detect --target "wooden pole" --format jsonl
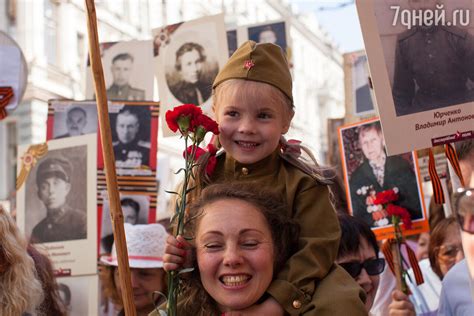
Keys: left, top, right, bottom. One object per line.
{"left": 84, "top": 1, "right": 136, "bottom": 315}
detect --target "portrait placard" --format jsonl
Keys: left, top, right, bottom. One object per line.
{"left": 51, "top": 101, "right": 98, "bottom": 139}
{"left": 350, "top": 51, "right": 376, "bottom": 116}
{"left": 99, "top": 192, "right": 151, "bottom": 254}
{"left": 16, "top": 134, "right": 97, "bottom": 276}
{"left": 85, "top": 40, "right": 154, "bottom": 101}
{"left": 246, "top": 20, "right": 289, "bottom": 52}
{"left": 56, "top": 275, "right": 99, "bottom": 316}
{"left": 356, "top": 0, "right": 474, "bottom": 155}
{"left": 338, "top": 118, "right": 429, "bottom": 240}
{"left": 152, "top": 14, "right": 228, "bottom": 136}
{"left": 47, "top": 100, "right": 160, "bottom": 176}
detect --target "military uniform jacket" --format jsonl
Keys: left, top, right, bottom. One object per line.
{"left": 106, "top": 84, "right": 145, "bottom": 101}
{"left": 349, "top": 156, "right": 423, "bottom": 228}
{"left": 208, "top": 150, "right": 345, "bottom": 315}
{"left": 31, "top": 205, "right": 87, "bottom": 243}
{"left": 393, "top": 26, "right": 474, "bottom": 115}
{"left": 113, "top": 140, "right": 150, "bottom": 167}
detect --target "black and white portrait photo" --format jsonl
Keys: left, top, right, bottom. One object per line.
{"left": 339, "top": 119, "right": 426, "bottom": 236}
{"left": 16, "top": 134, "right": 98, "bottom": 276}
{"left": 352, "top": 53, "right": 375, "bottom": 115}
{"left": 52, "top": 102, "right": 98, "bottom": 139}
{"left": 56, "top": 275, "right": 99, "bottom": 316}
{"left": 25, "top": 147, "right": 88, "bottom": 244}
{"left": 100, "top": 193, "right": 150, "bottom": 254}
{"left": 110, "top": 105, "right": 151, "bottom": 169}
{"left": 247, "top": 20, "right": 288, "bottom": 50}
{"left": 165, "top": 41, "right": 218, "bottom": 105}
{"left": 153, "top": 14, "right": 227, "bottom": 136}
{"left": 357, "top": 0, "right": 474, "bottom": 155}
{"left": 86, "top": 40, "right": 153, "bottom": 101}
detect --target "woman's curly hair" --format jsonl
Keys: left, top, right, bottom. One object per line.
{"left": 0, "top": 206, "right": 44, "bottom": 316}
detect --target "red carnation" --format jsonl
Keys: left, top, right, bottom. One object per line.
{"left": 165, "top": 104, "right": 202, "bottom": 133}
{"left": 374, "top": 189, "right": 399, "bottom": 205}
{"left": 183, "top": 144, "right": 217, "bottom": 176}
{"left": 387, "top": 204, "right": 412, "bottom": 230}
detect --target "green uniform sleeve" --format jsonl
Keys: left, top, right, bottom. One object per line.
{"left": 267, "top": 183, "right": 341, "bottom": 314}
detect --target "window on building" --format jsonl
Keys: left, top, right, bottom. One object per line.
{"left": 44, "top": 0, "right": 59, "bottom": 66}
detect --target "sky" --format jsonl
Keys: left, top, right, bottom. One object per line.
{"left": 291, "top": 0, "right": 365, "bottom": 53}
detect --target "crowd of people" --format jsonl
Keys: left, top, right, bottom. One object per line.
{"left": 1, "top": 40, "right": 473, "bottom": 316}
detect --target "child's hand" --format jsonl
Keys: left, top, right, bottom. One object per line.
{"left": 388, "top": 290, "right": 415, "bottom": 316}
{"left": 223, "top": 297, "right": 284, "bottom": 316}
{"left": 163, "top": 235, "right": 192, "bottom": 272}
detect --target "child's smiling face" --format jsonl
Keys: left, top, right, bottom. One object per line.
{"left": 214, "top": 80, "right": 293, "bottom": 164}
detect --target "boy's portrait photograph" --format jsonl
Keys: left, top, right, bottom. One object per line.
{"left": 85, "top": 40, "right": 153, "bottom": 101}
{"left": 16, "top": 134, "right": 98, "bottom": 276}
{"left": 52, "top": 102, "right": 98, "bottom": 139}
{"left": 152, "top": 14, "right": 228, "bottom": 136}
{"left": 356, "top": 0, "right": 474, "bottom": 155}
{"left": 339, "top": 119, "right": 428, "bottom": 238}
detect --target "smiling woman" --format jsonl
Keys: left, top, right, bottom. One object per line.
{"left": 174, "top": 182, "right": 300, "bottom": 315}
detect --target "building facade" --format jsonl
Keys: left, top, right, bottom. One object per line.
{"left": 0, "top": 0, "right": 344, "bottom": 218}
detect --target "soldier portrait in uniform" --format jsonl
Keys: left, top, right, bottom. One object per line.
{"left": 53, "top": 103, "right": 98, "bottom": 139}
{"left": 25, "top": 150, "right": 88, "bottom": 244}
{"left": 111, "top": 106, "right": 151, "bottom": 169}
{"left": 339, "top": 120, "right": 424, "bottom": 230}
{"left": 100, "top": 194, "right": 150, "bottom": 254}
{"left": 356, "top": 0, "right": 474, "bottom": 155}
{"left": 248, "top": 21, "right": 288, "bottom": 51}
{"left": 166, "top": 42, "right": 218, "bottom": 105}
{"left": 392, "top": 0, "right": 474, "bottom": 116}
{"left": 85, "top": 40, "right": 153, "bottom": 101}
{"left": 106, "top": 53, "right": 145, "bottom": 101}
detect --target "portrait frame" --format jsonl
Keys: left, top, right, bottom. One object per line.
{"left": 16, "top": 134, "right": 97, "bottom": 276}
{"left": 338, "top": 118, "right": 429, "bottom": 240}
{"left": 152, "top": 13, "right": 228, "bottom": 136}
{"left": 85, "top": 40, "right": 154, "bottom": 101}
{"left": 356, "top": 0, "right": 474, "bottom": 155}
{"left": 47, "top": 100, "right": 160, "bottom": 176}
{"left": 246, "top": 20, "right": 289, "bottom": 51}
{"left": 99, "top": 192, "right": 151, "bottom": 254}
{"left": 56, "top": 275, "right": 99, "bottom": 316}
{"left": 51, "top": 101, "right": 98, "bottom": 139}
{"left": 348, "top": 51, "right": 376, "bottom": 116}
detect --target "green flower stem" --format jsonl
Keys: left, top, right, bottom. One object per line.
{"left": 167, "top": 135, "right": 200, "bottom": 316}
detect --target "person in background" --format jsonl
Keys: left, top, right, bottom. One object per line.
{"left": 100, "top": 223, "right": 168, "bottom": 316}
{"left": 416, "top": 232, "right": 430, "bottom": 261}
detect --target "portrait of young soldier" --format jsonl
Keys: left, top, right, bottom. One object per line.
{"left": 112, "top": 107, "right": 150, "bottom": 168}
{"left": 56, "top": 107, "right": 88, "bottom": 139}
{"left": 392, "top": 0, "right": 474, "bottom": 115}
{"left": 167, "top": 42, "right": 216, "bottom": 105}
{"left": 31, "top": 158, "right": 87, "bottom": 243}
{"left": 106, "top": 53, "right": 145, "bottom": 101}
{"left": 348, "top": 122, "right": 423, "bottom": 227}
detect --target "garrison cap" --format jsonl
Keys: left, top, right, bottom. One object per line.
{"left": 36, "top": 158, "right": 72, "bottom": 185}
{"left": 212, "top": 40, "right": 293, "bottom": 103}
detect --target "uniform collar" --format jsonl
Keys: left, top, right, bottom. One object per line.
{"left": 222, "top": 148, "right": 281, "bottom": 179}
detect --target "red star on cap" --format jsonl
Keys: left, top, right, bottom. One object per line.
{"left": 244, "top": 59, "right": 255, "bottom": 70}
